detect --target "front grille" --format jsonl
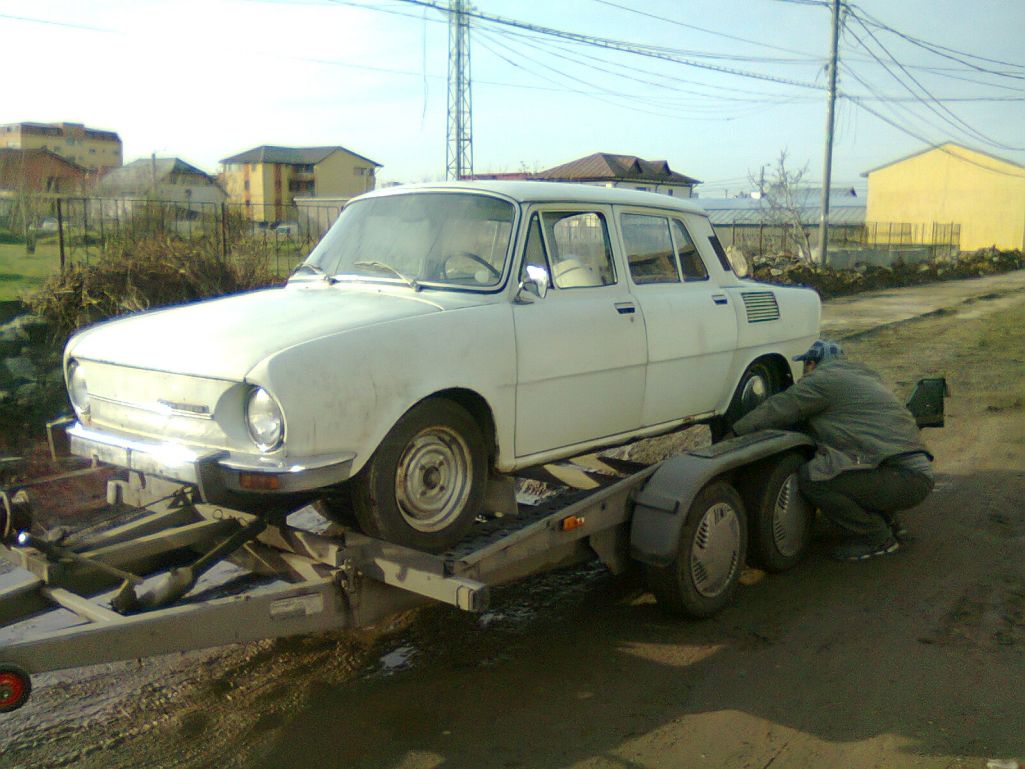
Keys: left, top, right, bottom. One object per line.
{"left": 80, "top": 361, "right": 241, "bottom": 450}
{"left": 741, "top": 291, "right": 780, "bottom": 323}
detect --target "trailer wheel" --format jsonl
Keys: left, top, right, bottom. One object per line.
{"left": 351, "top": 398, "right": 486, "bottom": 553}
{"left": 0, "top": 665, "right": 31, "bottom": 712}
{"left": 646, "top": 480, "right": 747, "bottom": 618}
{"left": 741, "top": 452, "right": 813, "bottom": 573}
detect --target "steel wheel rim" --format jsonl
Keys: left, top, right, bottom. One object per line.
{"left": 740, "top": 372, "right": 769, "bottom": 413}
{"left": 689, "top": 502, "right": 742, "bottom": 598}
{"left": 772, "top": 473, "right": 810, "bottom": 558}
{"left": 395, "top": 425, "right": 473, "bottom": 533}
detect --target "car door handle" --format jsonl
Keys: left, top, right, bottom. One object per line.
{"left": 712, "top": 294, "right": 729, "bottom": 305}
{"left": 614, "top": 302, "right": 636, "bottom": 315}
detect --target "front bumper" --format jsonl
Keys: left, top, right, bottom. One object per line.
{"left": 67, "top": 423, "right": 355, "bottom": 501}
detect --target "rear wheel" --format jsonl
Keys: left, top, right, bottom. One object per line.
{"left": 646, "top": 481, "right": 747, "bottom": 618}
{"left": 740, "top": 452, "right": 813, "bottom": 572}
{"left": 350, "top": 398, "right": 486, "bottom": 553}
{"left": 711, "top": 359, "right": 782, "bottom": 441}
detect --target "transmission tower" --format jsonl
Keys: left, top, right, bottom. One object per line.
{"left": 446, "top": 0, "right": 473, "bottom": 180}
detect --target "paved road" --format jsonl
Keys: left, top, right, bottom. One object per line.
{"left": 821, "top": 269, "right": 1025, "bottom": 339}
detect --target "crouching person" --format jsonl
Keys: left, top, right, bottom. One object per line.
{"left": 732, "top": 340, "right": 934, "bottom": 561}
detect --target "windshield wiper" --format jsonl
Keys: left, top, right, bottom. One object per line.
{"left": 352, "top": 260, "right": 421, "bottom": 291}
{"left": 292, "top": 263, "right": 337, "bottom": 283}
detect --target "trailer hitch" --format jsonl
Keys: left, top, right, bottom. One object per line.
{"left": 110, "top": 517, "right": 268, "bottom": 614}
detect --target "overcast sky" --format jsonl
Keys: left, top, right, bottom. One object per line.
{"left": 2, "top": 0, "right": 1023, "bottom": 197}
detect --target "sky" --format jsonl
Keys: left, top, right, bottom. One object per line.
{"left": 2, "top": 0, "right": 1023, "bottom": 197}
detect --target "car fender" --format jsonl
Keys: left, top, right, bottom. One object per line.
{"left": 629, "top": 429, "right": 816, "bottom": 567}
{"left": 248, "top": 303, "right": 516, "bottom": 475}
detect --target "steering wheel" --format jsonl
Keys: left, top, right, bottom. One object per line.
{"left": 442, "top": 251, "right": 501, "bottom": 280}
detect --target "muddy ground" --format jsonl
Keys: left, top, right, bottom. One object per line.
{"left": 2, "top": 276, "right": 1025, "bottom": 769}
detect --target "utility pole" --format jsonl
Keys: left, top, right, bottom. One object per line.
{"left": 446, "top": 0, "right": 473, "bottom": 180}
{"left": 818, "top": 0, "right": 841, "bottom": 265}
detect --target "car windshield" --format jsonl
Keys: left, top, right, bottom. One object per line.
{"left": 299, "top": 192, "right": 516, "bottom": 289}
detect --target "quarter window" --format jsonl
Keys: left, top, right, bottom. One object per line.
{"left": 621, "top": 214, "right": 680, "bottom": 284}
{"left": 671, "top": 219, "right": 709, "bottom": 281}
{"left": 542, "top": 211, "right": 615, "bottom": 289}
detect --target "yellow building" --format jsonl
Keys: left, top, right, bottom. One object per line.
{"left": 865, "top": 142, "right": 1025, "bottom": 251}
{"left": 220, "top": 145, "right": 381, "bottom": 222}
{"left": 0, "top": 122, "right": 123, "bottom": 172}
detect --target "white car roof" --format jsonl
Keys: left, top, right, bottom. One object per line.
{"left": 358, "top": 180, "right": 707, "bottom": 216}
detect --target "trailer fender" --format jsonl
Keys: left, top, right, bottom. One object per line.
{"left": 629, "top": 430, "right": 815, "bottom": 568}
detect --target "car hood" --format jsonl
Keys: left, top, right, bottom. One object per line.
{"left": 67, "top": 283, "right": 448, "bottom": 380}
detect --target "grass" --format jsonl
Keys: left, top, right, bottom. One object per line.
{"left": 0, "top": 241, "right": 63, "bottom": 302}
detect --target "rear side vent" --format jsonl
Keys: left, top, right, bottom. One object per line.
{"left": 742, "top": 291, "right": 780, "bottom": 323}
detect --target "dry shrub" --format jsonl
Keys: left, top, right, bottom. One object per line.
{"left": 27, "top": 234, "right": 281, "bottom": 338}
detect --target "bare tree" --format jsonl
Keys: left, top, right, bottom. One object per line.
{"left": 750, "top": 150, "right": 814, "bottom": 261}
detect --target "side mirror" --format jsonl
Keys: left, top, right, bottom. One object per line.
{"left": 516, "top": 265, "right": 549, "bottom": 303}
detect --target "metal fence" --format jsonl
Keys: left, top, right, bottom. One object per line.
{"left": 0, "top": 194, "right": 348, "bottom": 277}
{"left": 715, "top": 220, "right": 961, "bottom": 262}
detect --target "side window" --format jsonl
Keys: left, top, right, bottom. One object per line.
{"left": 671, "top": 219, "right": 709, "bottom": 281}
{"left": 520, "top": 213, "right": 550, "bottom": 282}
{"left": 543, "top": 212, "right": 616, "bottom": 289}
{"left": 708, "top": 233, "right": 733, "bottom": 273}
{"left": 622, "top": 214, "right": 680, "bottom": 285}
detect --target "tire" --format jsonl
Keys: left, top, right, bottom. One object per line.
{"left": 645, "top": 480, "right": 748, "bottom": 618}
{"left": 350, "top": 398, "right": 486, "bottom": 553}
{"left": 717, "top": 359, "right": 781, "bottom": 439}
{"left": 740, "top": 452, "right": 813, "bottom": 573}
{"left": 0, "top": 665, "right": 31, "bottom": 713}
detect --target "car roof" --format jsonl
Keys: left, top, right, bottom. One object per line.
{"left": 359, "top": 180, "right": 707, "bottom": 216}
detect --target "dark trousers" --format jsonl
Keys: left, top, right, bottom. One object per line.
{"left": 798, "top": 463, "right": 934, "bottom": 540}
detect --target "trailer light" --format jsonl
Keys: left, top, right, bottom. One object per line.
{"left": 15, "top": 531, "right": 30, "bottom": 547}
{"left": 238, "top": 472, "right": 281, "bottom": 491}
{"left": 560, "top": 515, "right": 586, "bottom": 532}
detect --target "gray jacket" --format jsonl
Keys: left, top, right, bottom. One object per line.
{"left": 732, "top": 359, "right": 932, "bottom": 481}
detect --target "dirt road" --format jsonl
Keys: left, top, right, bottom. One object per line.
{"left": 2, "top": 274, "right": 1024, "bottom": 769}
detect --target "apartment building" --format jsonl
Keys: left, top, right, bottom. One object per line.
{"left": 220, "top": 145, "right": 381, "bottom": 221}
{"left": 0, "top": 122, "right": 123, "bottom": 172}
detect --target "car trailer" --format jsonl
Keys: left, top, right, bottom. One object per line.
{"left": 0, "top": 380, "right": 945, "bottom": 713}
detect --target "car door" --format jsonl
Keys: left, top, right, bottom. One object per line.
{"left": 617, "top": 209, "right": 739, "bottom": 426}
{"left": 512, "top": 207, "right": 647, "bottom": 457}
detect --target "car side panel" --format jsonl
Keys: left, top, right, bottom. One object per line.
{"left": 249, "top": 303, "right": 517, "bottom": 476}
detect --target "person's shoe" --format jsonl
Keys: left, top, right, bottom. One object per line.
{"left": 831, "top": 536, "right": 900, "bottom": 562}
{"left": 883, "top": 513, "right": 909, "bottom": 541}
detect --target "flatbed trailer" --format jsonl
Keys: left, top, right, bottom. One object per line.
{"left": 0, "top": 426, "right": 861, "bottom": 714}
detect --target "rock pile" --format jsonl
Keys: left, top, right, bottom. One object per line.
{"left": 750, "top": 248, "right": 1024, "bottom": 299}
{"left": 0, "top": 313, "right": 66, "bottom": 446}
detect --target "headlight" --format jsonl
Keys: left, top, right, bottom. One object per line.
{"left": 245, "top": 387, "right": 284, "bottom": 451}
{"left": 67, "top": 359, "right": 90, "bottom": 414}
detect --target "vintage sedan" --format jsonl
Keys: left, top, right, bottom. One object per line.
{"left": 63, "top": 182, "right": 820, "bottom": 552}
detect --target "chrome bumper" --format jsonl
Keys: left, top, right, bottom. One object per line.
{"left": 67, "top": 423, "right": 355, "bottom": 501}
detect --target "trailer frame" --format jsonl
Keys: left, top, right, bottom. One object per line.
{"left": 0, "top": 429, "right": 819, "bottom": 713}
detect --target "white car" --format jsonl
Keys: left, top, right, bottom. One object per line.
{"left": 63, "top": 182, "right": 820, "bottom": 551}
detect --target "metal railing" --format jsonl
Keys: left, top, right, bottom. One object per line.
{"left": 0, "top": 195, "right": 348, "bottom": 277}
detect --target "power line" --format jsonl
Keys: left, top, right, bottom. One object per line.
{"left": 590, "top": 0, "right": 823, "bottom": 59}
{"left": 847, "top": 97, "right": 1025, "bottom": 178}
{"left": 843, "top": 11, "right": 1024, "bottom": 151}
{"left": 389, "top": 0, "right": 828, "bottom": 91}
{"left": 850, "top": 3, "right": 1025, "bottom": 76}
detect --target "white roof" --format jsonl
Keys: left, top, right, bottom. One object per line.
{"left": 359, "top": 180, "right": 707, "bottom": 215}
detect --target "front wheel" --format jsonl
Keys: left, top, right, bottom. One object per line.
{"left": 350, "top": 398, "right": 486, "bottom": 553}
{"left": 646, "top": 480, "right": 748, "bottom": 618}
